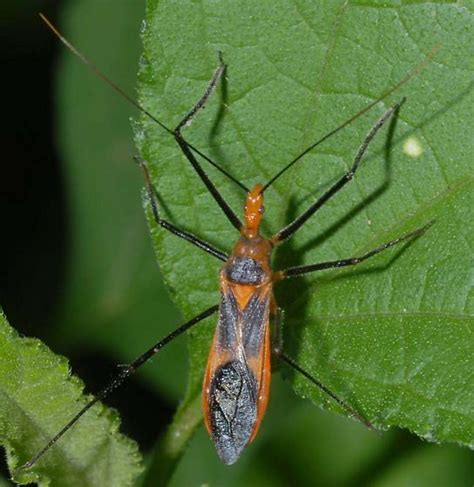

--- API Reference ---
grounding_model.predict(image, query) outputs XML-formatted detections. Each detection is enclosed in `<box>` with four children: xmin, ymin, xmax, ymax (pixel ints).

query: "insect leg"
<box><xmin>175</xmin><ymin>53</ymin><xmax>226</xmax><ymax>134</ymax></box>
<box><xmin>172</xmin><ymin>57</ymin><xmax>243</xmax><ymax>231</ymax></box>
<box><xmin>137</xmin><ymin>157</ymin><xmax>228</xmax><ymax>261</ymax></box>
<box><xmin>271</xmin><ymin>306</ymin><xmax>285</xmax><ymax>357</ymax></box>
<box><xmin>21</xmin><ymin>304</ymin><xmax>219</xmax><ymax>470</ymax></box>
<box><xmin>272</xmin><ymin>307</ymin><xmax>374</xmax><ymax>429</ymax></box>
<box><xmin>279</xmin><ymin>220</ymin><xmax>433</xmax><ymax>279</ymax></box>
<box><xmin>272</xmin><ymin>99</ymin><xmax>405</xmax><ymax>244</ymax></box>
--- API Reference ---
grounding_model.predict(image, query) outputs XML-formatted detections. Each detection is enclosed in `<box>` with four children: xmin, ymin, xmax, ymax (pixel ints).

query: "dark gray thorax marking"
<box><xmin>225</xmin><ymin>256</ymin><xmax>266</xmax><ymax>285</ymax></box>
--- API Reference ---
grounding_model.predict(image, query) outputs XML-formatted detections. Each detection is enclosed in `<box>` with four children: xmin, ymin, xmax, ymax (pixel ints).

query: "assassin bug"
<box><xmin>25</xmin><ymin>14</ymin><xmax>434</xmax><ymax>469</ymax></box>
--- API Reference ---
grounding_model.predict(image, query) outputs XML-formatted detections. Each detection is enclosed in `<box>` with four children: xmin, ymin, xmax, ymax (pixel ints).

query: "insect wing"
<box><xmin>202</xmin><ymin>280</ymin><xmax>272</xmax><ymax>464</ymax></box>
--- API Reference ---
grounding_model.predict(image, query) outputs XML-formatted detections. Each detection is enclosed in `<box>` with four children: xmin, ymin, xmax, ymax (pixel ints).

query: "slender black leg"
<box><xmin>171</xmin><ymin>57</ymin><xmax>243</xmax><ymax>231</ymax></box>
<box><xmin>271</xmin><ymin>306</ymin><xmax>285</xmax><ymax>356</ymax></box>
<box><xmin>171</xmin><ymin>57</ymin><xmax>248</xmax><ymax>193</ymax></box>
<box><xmin>21</xmin><ymin>305</ymin><xmax>219</xmax><ymax>470</ymax></box>
<box><xmin>40</xmin><ymin>14</ymin><xmax>244</xmax><ymax>226</ymax></box>
<box><xmin>281</xmin><ymin>221</ymin><xmax>433</xmax><ymax>279</ymax></box>
<box><xmin>137</xmin><ymin>157</ymin><xmax>228</xmax><ymax>262</ymax></box>
<box><xmin>272</xmin><ymin>99</ymin><xmax>405</xmax><ymax>243</ymax></box>
<box><xmin>174</xmin><ymin>138</ymin><xmax>242</xmax><ymax>231</ymax></box>
<box><xmin>272</xmin><ymin>307</ymin><xmax>374</xmax><ymax>429</ymax></box>
<box><xmin>176</xmin><ymin>53</ymin><xmax>226</xmax><ymax>133</ymax></box>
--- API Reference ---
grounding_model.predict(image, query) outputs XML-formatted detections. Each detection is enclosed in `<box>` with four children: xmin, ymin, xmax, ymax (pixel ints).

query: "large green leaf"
<box><xmin>137</xmin><ymin>0</ymin><xmax>474</xmax><ymax>471</ymax></box>
<box><xmin>0</xmin><ymin>313</ymin><xmax>142</xmax><ymax>486</ymax></box>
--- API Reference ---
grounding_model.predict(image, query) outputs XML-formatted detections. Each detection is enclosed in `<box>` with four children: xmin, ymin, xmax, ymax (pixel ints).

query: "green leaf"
<box><xmin>0</xmin><ymin>312</ymin><xmax>143</xmax><ymax>486</ymax></box>
<box><xmin>137</xmin><ymin>0</ymin><xmax>474</xmax><ymax>466</ymax></box>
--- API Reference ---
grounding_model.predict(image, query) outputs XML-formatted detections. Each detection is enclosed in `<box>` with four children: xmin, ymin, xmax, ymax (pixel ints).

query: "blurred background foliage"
<box><xmin>1</xmin><ymin>0</ymin><xmax>472</xmax><ymax>486</ymax></box>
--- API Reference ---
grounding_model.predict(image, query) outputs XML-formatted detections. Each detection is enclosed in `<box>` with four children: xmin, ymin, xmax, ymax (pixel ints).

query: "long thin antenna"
<box><xmin>261</xmin><ymin>45</ymin><xmax>439</xmax><ymax>193</ymax></box>
<box><xmin>39</xmin><ymin>13</ymin><xmax>247</xmax><ymax>192</ymax></box>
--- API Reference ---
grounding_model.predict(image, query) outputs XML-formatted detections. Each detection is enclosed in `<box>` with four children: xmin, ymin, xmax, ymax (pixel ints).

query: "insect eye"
<box><xmin>259</xmin><ymin>206</ymin><xmax>265</xmax><ymax>214</ymax></box>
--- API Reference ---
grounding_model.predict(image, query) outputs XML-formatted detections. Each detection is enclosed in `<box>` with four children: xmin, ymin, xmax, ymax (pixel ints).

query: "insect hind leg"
<box><xmin>272</xmin><ymin>307</ymin><xmax>374</xmax><ymax>430</ymax></box>
<box><xmin>20</xmin><ymin>304</ymin><xmax>219</xmax><ymax>471</ymax></box>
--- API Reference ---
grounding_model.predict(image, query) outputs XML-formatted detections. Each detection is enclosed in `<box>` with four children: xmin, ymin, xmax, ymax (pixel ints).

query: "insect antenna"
<box><xmin>261</xmin><ymin>47</ymin><xmax>439</xmax><ymax>194</ymax></box>
<box><xmin>39</xmin><ymin>13</ymin><xmax>247</xmax><ymax>192</ymax></box>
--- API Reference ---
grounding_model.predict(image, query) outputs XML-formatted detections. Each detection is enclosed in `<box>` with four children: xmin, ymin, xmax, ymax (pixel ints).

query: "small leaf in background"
<box><xmin>0</xmin><ymin>313</ymin><xmax>143</xmax><ymax>486</ymax></box>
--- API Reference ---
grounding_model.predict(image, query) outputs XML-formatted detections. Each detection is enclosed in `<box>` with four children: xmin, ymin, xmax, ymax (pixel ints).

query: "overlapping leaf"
<box><xmin>0</xmin><ymin>313</ymin><xmax>142</xmax><ymax>486</ymax></box>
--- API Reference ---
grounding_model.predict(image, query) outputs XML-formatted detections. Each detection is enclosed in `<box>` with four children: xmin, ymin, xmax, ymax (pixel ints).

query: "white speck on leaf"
<box><xmin>403</xmin><ymin>136</ymin><xmax>424</xmax><ymax>158</ymax></box>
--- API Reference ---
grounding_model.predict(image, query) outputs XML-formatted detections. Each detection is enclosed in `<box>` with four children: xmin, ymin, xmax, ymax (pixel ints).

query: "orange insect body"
<box><xmin>202</xmin><ymin>184</ymin><xmax>275</xmax><ymax>464</ymax></box>
<box><xmin>30</xmin><ymin>17</ymin><xmax>434</xmax><ymax>472</ymax></box>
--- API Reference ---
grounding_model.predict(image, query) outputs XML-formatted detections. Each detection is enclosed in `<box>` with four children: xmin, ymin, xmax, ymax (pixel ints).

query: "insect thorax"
<box><xmin>224</xmin><ymin>236</ymin><xmax>273</xmax><ymax>285</ymax></box>
<box><xmin>225</xmin><ymin>256</ymin><xmax>267</xmax><ymax>284</ymax></box>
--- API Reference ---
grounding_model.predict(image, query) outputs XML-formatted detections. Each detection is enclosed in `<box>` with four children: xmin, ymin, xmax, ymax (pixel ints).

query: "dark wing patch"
<box><xmin>217</xmin><ymin>288</ymin><xmax>239</xmax><ymax>350</ymax></box>
<box><xmin>209</xmin><ymin>360</ymin><xmax>257</xmax><ymax>465</ymax></box>
<box><xmin>207</xmin><ymin>283</ymin><xmax>271</xmax><ymax>463</ymax></box>
<box><xmin>216</xmin><ymin>285</ymin><xmax>269</xmax><ymax>356</ymax></box>
<box><xmin>242</xmin><ymin>292</ymin><xmax>269</xmax><ymax>356</ymax></box>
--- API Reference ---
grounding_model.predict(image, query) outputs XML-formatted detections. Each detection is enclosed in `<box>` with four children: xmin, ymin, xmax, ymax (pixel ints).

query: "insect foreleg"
<box><xmin>175</xmin><ymin>54</ymin><xmax>226</xmax><ymax>133</ymax></box>
<box><xmin>174</xmin><ymin>138</ymin><xmax>243</xmax><ymax>230</ymax></box>
<box><xmin>171</xmin><ymin>56</ymin><xmax>244</xmax><ymax>230</ymax></box>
